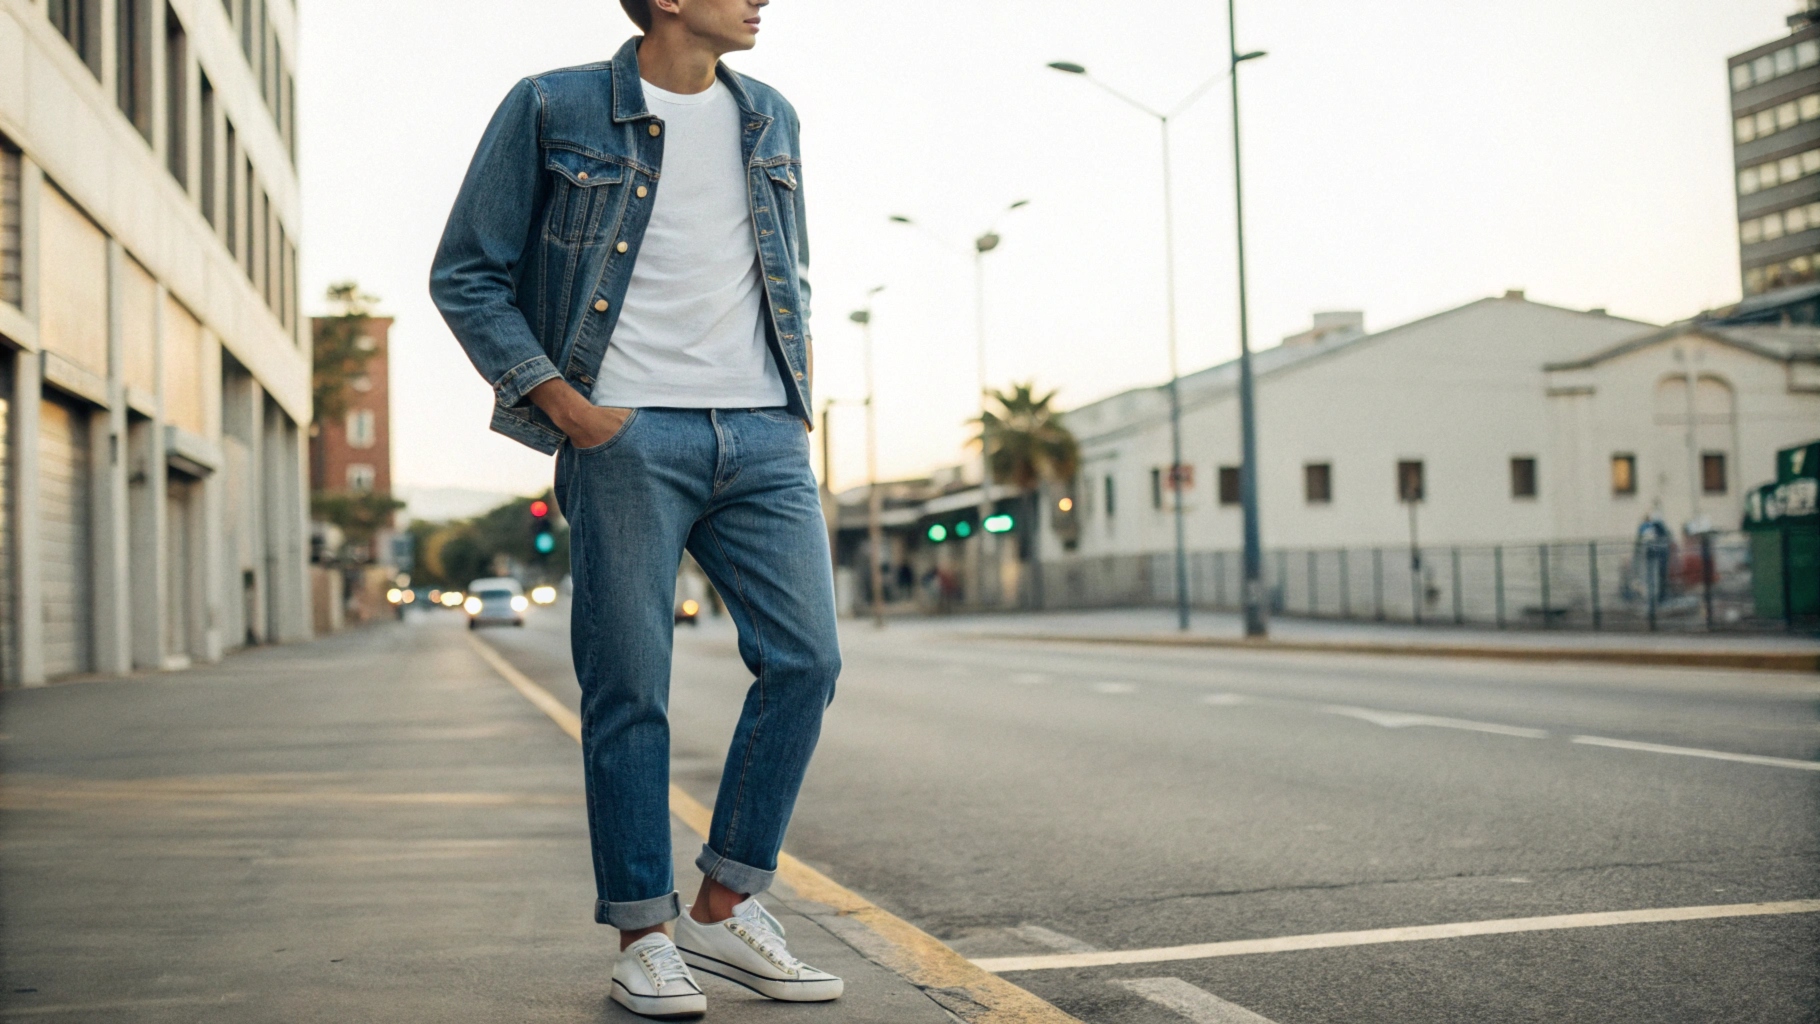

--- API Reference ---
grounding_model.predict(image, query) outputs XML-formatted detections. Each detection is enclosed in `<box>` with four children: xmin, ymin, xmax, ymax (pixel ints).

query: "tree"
<box><xmin>311</xmin><ymin>491</ymin><xmax>406</xmax><ymax>548</ymax></box>
<box><xmin>972</xmin><ymin>382</ymin><xmax>1081</xmax><ymax>492</ymax></box>
<box><xmin>313</xmin><ymin>280</ymin><xmax>380</xmax><ymax>423</ymax></box>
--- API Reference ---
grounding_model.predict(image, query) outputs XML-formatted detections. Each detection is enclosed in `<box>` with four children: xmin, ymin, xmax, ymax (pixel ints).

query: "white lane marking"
<box><xmin>972</xmin><ymin>899</ymin><xmax>1820</xmax><ymax>973</ymax></box>
<box><xmin>1092</xmin><ymin>681</ymin><xmax>1138</xmax><ymax>695</ymax></box>
<box><xmin>1010</xmin><ymin>923</ymin><xmax>1100</xmax><ymax>954</ymax></box>
<box><xmin>1320</xmin><ymin>704</ymin><xmax>1549</xmax><ymax>740</ymax></box>
<box><xmin>1571</xmin><ymin>735</ymin><xmax>1820</xmax><ymax>772</ymax></box>
<box><xmin>1115</xmin><ymin>978</ymin><xmax>1279</xmax><ymax>1024</ymax></box>
<box><xmin>1201</xmin><ymin>693</ymin><xmax>1250</xmax><ymax>706</ymax></box>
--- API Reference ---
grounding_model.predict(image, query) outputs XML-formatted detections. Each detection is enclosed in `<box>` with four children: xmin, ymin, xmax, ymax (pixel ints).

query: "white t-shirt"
<box><xmin>590</xmin><ymin>78</ymin><xmax>787</xmax><ymax>409</ymax></box>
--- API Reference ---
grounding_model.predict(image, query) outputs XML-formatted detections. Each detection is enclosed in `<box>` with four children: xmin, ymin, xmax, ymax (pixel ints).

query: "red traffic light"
<box><xmin>530</xmin><ymin>501</ymin><xmax>550</xmax><ymax>518</ymax></box>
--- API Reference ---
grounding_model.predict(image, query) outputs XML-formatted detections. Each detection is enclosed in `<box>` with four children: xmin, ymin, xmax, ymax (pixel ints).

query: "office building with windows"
<box><xmin>0</xmin><ymin>0</ymin><xmax>312</xmax><ymax>684</ymax></box>
<box><xmin>1731</xmin><ymin>1</ymin><xmax>1820</xmax><ymax>299</ymax></box>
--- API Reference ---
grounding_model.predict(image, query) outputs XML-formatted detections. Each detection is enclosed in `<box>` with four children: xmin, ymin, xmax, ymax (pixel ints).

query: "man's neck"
<box><xmin>637</xmin><ymin>30</ymin><xmax>721</xmax><ymax>95</ymax></box>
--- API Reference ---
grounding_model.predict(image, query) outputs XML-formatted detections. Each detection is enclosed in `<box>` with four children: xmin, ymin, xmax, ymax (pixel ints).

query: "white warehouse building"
<box><xmin>1046</xmin><ymin>292</ymin><xmax>1820</xmax><ymax>562</ymax></box>
<box><xmin>0</xmin><ymin>0</ymin><xmax>312</xmax><ymax>685</ymax></box>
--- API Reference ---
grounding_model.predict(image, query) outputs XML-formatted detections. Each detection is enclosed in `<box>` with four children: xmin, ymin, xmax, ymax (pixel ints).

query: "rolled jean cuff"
<box><xmin>596</xmin><ymin>890</ymin><xmax>682</xmax><ymax>930</ymax></box>
<box><xmin>694</xmin><ymin>844</ymin><xmax>776</xmax><ymax>897</ymax></box>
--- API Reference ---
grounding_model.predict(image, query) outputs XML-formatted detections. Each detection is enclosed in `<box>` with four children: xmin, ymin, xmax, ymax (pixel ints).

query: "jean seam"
<box><xmin>701</xmin><ymin>514</ymin><xmax>766</xmax><ymax>854</ymax></box>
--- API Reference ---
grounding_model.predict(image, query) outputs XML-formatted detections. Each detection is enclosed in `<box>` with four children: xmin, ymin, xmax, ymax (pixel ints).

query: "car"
<box><xmin>464</xmin><ymin>577</ymin><xmax>529</xmax><ymax>629</ymax></box>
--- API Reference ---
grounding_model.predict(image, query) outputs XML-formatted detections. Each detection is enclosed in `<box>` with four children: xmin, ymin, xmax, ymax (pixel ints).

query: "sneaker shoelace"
<box><xmin>637</xmin><ymin>941</ymin><xmax>695</xmax><ymax>991</ymax></box>
<box><xmin>731</xmin><ymin>901</ymin><xmax>803</xmax><ymax>972</ymax></box>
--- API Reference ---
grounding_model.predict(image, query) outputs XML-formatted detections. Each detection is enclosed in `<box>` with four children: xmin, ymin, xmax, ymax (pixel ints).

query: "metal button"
<box><xmin>577</xmin><ymin>172</ymin><xmax>589</xmax><ymax>181</ymax></box>
<box><xmin>794</xmin><ymin>372</ymin><xmax>805</xmax><ymax>380</ymax></box>
<box><xmin>649</xmin><ymin>124</ymin><xmax>662</xmax><ymax>137</ymax></box>
<box><xmin>594</xmin><ymin>299</ymin><xmax>609</xmax><ymax>313</ymax></box>
<box><xmin>637</xmin><ymin>186</ymin><xmax>648</xmax><ymax>198</ymax></box>
<box><xmin>616</xmin><ymin>242</ymin><xmax>629</xmax><ymax>254</ymax></box>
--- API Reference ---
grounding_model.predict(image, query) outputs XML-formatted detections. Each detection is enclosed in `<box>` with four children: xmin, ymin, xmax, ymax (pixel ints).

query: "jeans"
<box><xmin>553</xmin><ymin>407</ymin><xmax>841</xmax><ymax>931</ymax></box>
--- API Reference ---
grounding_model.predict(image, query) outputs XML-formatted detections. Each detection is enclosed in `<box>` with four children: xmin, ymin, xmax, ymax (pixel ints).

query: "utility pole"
<box><xmin>1046</xmin><ymin>61</ymin><xmax>1227</xmax><ymax>632</ymax></box>
<box><xmin>1228</xmin><ymin>0</ymin><xmax>1269</xmax><ymax>638</ymax></box>
<box><xmin>819</xmin><ymin>399</ymin><xmax>837</xmax><ymax>574</ymax></box>
<box><xmin>851</xmin><ymin>286</ymin><xmax>888</xmax><ymax>628</ymax></box>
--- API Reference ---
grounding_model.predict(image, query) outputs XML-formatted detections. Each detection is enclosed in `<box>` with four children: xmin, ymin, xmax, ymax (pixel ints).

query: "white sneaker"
<box><xmin>611</xmin><ymin>933</ymin><xmax>707</xmax><ymax>1020</ymax></box>
<box><xmin>675</xmin><ymin>898</ymin><xmax>844</xmax><ymax>1002</ymax></box>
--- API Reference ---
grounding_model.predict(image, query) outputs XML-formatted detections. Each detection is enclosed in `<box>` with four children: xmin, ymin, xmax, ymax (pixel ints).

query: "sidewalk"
<box><xmin>0</xmin><ymin>619</ymin><xmax>958</xmax><ymax>1023</ymax></box>
<box><xmin>908</xmin><ymin>608</ymin><xmax>1820</xmax><ymax>672</ymax></box>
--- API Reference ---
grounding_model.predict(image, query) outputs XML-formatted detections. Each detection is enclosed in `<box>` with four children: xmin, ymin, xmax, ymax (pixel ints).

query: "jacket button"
<box><xmin>594</xmin><ymin>300</ymin><xmax>609</xmax><ymax>313</ymax></box>
<box><xmin>616</xmin><ymin>242</ymin><xmax>629</xmax><ymax>253</ymax></box>
<box><xmin>637</xmin><ymin>186</ymin><xmax>648</xmax><ymax>198</ymax></box>
<box><xmin>577</xmin><ymin>172</ymin><xmax>589</xmax><ymax>181</ymax></box>
<box><xmin>794</xmin><ymin>372</ymin><xmax>805</xmax><ymax>380</ymax></box>
<box><xmin>649</xmin><ymin>124</ymin><xmax>662</xmax><ymax>137</ymax></box>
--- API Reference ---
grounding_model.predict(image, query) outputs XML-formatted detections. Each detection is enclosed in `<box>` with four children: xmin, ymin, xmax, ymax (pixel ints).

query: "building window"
<box><xmin>1735</xmin><ymin>41</ymin><xmax>1820</xmax><ymax>93</ymax></box>
<box><xmin>1</xmin><ymin>136</ymin><xmax>20</xmax><ymax>308</ymax></box>
<box><xmin>48</xmin><ymin>0</ymin><xmax>102</xmax><ymax>76</ymax></box>
<box><xmin>1510</xmin><ymin>457</ymin><xmax>1538</xmax><ymax>499</ymax></box>
<box><xmin>116</xmin><ymin>0</ymin><xmax>153</xmax><ymax>141</ymax></box>
<box><xmin>1102</xmin><ymin>474</ymin><xmax>1116</xmax><ymax>518</ymax></box>
<box><xmin>1739</xmin><ymin>201</ymin><xmax>1820</xmax><ymax>247</ymax></box>
<box><xmin>1702</xmin><ymin>452</ymin><xmax>1728</xmax><ymax>495</ymax></box>
<box><xmin>347</xmin><ymin>464</ymin><xmax>376</xmax><ymax>492</ymax></box>
<box><xmin>244</xmin><ymin>161</ymin><xmax>257</xmax><ymax>281</ymax></box>
<box><xmin>199</xmin><ymin>75</ymin><xmax>216</xmax><ymax>227</ymax></box>
<box><xmin>1738</xmin><ymin>147</ymin><xmax>1820</xmax><ymax>197</ymax></box>
<box><xmin>1611</xmin><ymin>454</ymin><xmax>1637</xmax><ymax>496</ymax></box>
<box><xmin>347</xmin><ymin>410</ymin><xmax>376</xmax><ymax>450</ymax></box>
<box><xmin>164</xmin><ymin>7</ymin><xmax>187</xmax><ymax>186</ymax></box>
<box><xmin>1397</xmin><ymin>460</ymin><xmax>1425</xmax><ymax>503</ymax></box>
<box><xmin>1218</xmin><ymin>466</ymin><xmax>1240</xmax><ymax>506</ymax></box>
<box><xmin>224</xmin><ymin>121</ymin><xmax>238</xmax><ymax>255</ymax></box>
<box><xmin>1745</xmin><ymin>254</ymin><xmax>1818</xmax><ymax>296</ymax></box>
<box><xmin>1735</xmin><ymin>93</ymin><xmax>1820</xmax><ymax>144</ymax></box>
<box><xmin>1304</xmin><ymin>463</ymin><xmax>1332</xmax><ymax>504</ymax></box>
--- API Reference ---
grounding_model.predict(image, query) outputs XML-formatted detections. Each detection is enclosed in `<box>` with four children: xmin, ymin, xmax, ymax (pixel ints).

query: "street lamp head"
<box><xmin>849</xmin><ymin>310</ymin><xmax>871</xmax><ymax>325</ymax></box>
<box><xmin>888</xmin><ymin>215</ymin><xmax>914</xmax><ymax>225</ymax></box>
<box><xmin>868</xmin><ymin>284</ymin><xmax>887</xmax><ymax>297</ymax></box>
<box><xmin>1234</xmin><ymin>50</ymin><xmax>1268</xmax><ymax>64</ymax></box>
<box><xmin>1047</xmin><ymin>61</ymin><xmax>1088</xmax><ymax>75</ymax></box>
<box><xmin>1008</xmin><ymin>199</ymin><xmax>1031</xmax><ymax>211</ymax></box>
<box><xmin>975</xmin><ymin>231</ymin><xmax>1001</xmax><ymax>253</ymax></box>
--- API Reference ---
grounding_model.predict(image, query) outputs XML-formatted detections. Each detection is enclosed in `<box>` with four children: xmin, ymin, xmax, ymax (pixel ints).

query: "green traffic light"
<box><xmin>535</xmin><ymin>533</ymin><xmax>556</xmax><ymax>554</ymax></box>
<box><xmin>984</xmin><ymin>514</ymin><xmax>1016</xmax><ymax>534</ymax></box>
<box><xmin>926</xmin><ymin>524</ymin><xmax>948</xmax><ymax>543</ymax></box>
<box><xmin>955</xmin><ymin>521</ymin><xmax>972</xmax><ymax>538</ymax></box>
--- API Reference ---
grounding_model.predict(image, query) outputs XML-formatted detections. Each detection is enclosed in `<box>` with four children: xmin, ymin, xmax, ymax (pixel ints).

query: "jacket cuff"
<box><xmin>494</xmin><ymin>355</ymin><xmax>563</xmax><ymax>410</ymax></box>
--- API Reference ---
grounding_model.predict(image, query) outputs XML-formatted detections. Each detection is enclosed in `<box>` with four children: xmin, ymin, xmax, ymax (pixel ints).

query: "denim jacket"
<box><xmin>429</xmin><ymin>37</ymin><xmax>813</xmax><ymax>455</ymax></box>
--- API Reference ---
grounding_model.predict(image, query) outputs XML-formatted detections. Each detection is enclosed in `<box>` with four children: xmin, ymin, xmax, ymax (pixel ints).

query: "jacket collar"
<box><xmin>610</xmin><ymin>36</ymin><xmax>773</xmax><ymax>130</ymax></box>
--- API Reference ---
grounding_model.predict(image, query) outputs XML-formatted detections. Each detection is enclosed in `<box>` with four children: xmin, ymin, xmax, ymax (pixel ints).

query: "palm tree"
<box><xmin>973</xmin><ymin>382</ymin><xmax>1080</xmax><ymax>492</ymax></box>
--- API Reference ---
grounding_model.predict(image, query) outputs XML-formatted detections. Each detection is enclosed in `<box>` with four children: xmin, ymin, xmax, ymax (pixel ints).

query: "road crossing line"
<box><xmin>1115</xmin><ymin>978</ymin><xmax>1279</xmax><ymax>1024</ymax></box>
<box><xmin>1571</xmin><ymin>735</ymin><xmax>1820</xmax><ymax>771</ymax></box>
<box><xmin>972</xmin><ymin>900</ymin><xmax>1820</xmax><ymax>973</ymax></box>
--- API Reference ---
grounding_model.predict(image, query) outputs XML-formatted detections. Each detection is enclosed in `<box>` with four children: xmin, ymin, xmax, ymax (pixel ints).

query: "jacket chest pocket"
<box><xmin>543</xmin><ymin>151</ymin><xmax>626</xmax><ymax>245</ymax></box>
<box><xmin>761</xmin><ymin>162</ymin><xmax>799</xmax><ymax>248</ymax></box>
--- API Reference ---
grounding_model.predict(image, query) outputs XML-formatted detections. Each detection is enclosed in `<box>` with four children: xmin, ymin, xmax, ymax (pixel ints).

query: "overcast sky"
<box><xmin>299</xmin><ymin>0</ymin><xmax>1792</xmax><ymax>502</ymax></box>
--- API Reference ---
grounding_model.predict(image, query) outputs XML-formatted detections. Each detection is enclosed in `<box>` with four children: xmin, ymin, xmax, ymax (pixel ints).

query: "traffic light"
<box><xmin>954</xmin><ymin>521</ymin><xmax>973</xmax><ymax>538</ymax></box>
<box><xmin>926</xmin><ymin>524</ymin><xmax>949</xmax><ymax>543</ymax></box>
<box><xmin>531</xmin><ymin>499</ymin><xmax>555</xmax><ymax>555</ymax></box>
<box><xmin>983</xmin><ymin>514</ymin><xmax>1016</xmax><ymax>534</ymax></box>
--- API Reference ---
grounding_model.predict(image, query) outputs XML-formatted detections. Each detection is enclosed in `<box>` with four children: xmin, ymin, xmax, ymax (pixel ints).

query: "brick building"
<box><xmin>309</xmin><ymin>315</ymin><xmax>392</xmax><ymax>497</ymax></box>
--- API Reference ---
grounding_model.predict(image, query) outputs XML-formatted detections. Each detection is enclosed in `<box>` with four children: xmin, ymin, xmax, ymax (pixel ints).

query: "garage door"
<box><xmin>40</xmin><ymin>395</ymin><xmax>92</xmax><ymax>677</ymax></box>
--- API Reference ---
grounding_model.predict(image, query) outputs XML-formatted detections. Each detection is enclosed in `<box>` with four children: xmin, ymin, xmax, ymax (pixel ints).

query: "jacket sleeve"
<box><xmin>429</xmin><ymin>78</ymin><xmax>562</xmax><ymax>410</ymax></box>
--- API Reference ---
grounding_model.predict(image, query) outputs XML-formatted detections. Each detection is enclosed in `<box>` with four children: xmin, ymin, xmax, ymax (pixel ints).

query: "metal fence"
<box><xmin>1039</xmin><ymin>531</ymin><xmax>1816</xmax><ymax>633</ymax></box>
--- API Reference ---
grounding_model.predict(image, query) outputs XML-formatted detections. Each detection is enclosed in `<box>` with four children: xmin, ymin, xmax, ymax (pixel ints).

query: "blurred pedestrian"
<box><xmin>430</xmin><ymin>0</ymin><xmax>843</xmax><ymax>1016</ymax></box>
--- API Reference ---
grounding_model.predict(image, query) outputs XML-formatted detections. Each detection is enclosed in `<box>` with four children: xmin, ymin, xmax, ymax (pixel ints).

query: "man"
<box><xmin>430</xmin><ymin>0</ymin><xmax>842</xmax><ymax>1017</ymax></box>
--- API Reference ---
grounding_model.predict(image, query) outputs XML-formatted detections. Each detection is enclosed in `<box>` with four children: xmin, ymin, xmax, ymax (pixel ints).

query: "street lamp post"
<box><xmin>1227</xmin><ymin>4</ymin><xmax>1270</xmax><ymax>638</ymax></box>
<box><xmin>850</xmin><ymin>285</ymin><xmax>888</xmax><ymax>629</ymax></box>
<box><xmin>1046</xmin><ymin>61</ymin><xmax>1228</xmax><ymax>633</ymax></box>
<box><xmin>889</xmin><ymin>202</ymin><xmax>1027</xmax><ymax>610</ymax></box>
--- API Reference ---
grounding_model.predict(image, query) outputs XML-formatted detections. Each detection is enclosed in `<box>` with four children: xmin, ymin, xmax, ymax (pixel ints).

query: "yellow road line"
<box><xmin>972</xmin><ymin>899</ymin><xmax>1820</xmax><ymax>974</ymax></box>
<box><xmin>466</xmin><ymin>632</ymin><xmax>1080</xmax><ymax>1024</ymax></box>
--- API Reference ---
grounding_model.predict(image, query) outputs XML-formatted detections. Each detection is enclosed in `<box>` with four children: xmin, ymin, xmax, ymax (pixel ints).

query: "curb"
<box><xmin>466</xmin><ymin>634</ymin><xmax>1082</xmax><ymax>1024</ymax></box>
<box><xmin>972</xmin><ymin>633</ymin><xmax>1820</xmax><ymax>674</ymax></box>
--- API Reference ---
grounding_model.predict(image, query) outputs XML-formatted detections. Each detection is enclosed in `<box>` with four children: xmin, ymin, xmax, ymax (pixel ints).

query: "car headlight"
<box><xmin>464</xmin><ymin>596</ymin><xmax>483</xmax><ymax>615</ymax></box>
<box><xmin>386</xmin><ymin>588</ymin><xmax>403</xmax><ymax>605</ymax></box>
<box><xmin>511</xmin><ymin>595</ymin><xmax>529</xmax><ymax>613</ymax></box>
<box><xmin>531</xmin><ymin>585</ymin><xmax>558</xmax><ymax>605</ymax></box>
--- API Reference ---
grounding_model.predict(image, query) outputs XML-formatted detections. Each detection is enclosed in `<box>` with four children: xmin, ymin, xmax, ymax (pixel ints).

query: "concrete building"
<box><xmin>0</xmin><ymin>0</ymin><xmax>312</xmax><ymax>684</ymax></box>
<box><xmin>1042</xmin><ymin>293</ymin><xmax>1820</xmax><ymax>563</ymax></box>
<box><xmin>1731</xmin><ymin>0</ymin><xmax>1820</xmax><ymax>301</ymax></box>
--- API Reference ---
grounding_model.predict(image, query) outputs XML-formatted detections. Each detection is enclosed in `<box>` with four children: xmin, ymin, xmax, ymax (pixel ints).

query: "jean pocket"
<box><xmin>572</xmin><ymin>409</ymin><xmax>641</xmax><ymax>456</ymax></box>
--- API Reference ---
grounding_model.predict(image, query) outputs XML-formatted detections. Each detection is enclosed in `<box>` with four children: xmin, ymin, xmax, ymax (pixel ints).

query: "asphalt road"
<box><xmin>476</xmin><ymin>601</ymin><xmax>1820</xmax><ymax>1024</ymax></box>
